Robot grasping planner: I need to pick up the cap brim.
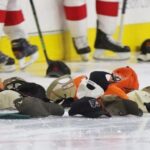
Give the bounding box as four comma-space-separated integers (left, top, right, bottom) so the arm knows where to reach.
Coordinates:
46, 72, 64, 78
123, 100, 143, 116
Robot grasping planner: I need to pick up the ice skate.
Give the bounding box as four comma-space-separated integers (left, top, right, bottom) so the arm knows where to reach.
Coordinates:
73, 36, 91, 61
11, 38, 39, 69
0, 51, 16, 72
93, 29, 130, 61
137, 39, 150, 62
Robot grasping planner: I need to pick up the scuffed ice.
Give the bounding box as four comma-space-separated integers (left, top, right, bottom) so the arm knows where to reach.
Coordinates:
0, 62, 150, 150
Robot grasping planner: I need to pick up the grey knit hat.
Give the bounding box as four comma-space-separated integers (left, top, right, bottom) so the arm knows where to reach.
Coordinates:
14, 96, 64, 117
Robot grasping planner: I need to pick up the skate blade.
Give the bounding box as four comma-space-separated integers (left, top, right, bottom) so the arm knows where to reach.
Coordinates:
0, 64, 16, 73
80, 54, 89, 62
19, 52, 39, 70
93, 49, 130, 61
137, 54, 150, 62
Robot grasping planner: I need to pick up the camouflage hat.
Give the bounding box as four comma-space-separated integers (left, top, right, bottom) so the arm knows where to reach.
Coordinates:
102, 95, 143, 116
0, 90, 21, 110
14, 96, 64, 117
46, 75, 76, 102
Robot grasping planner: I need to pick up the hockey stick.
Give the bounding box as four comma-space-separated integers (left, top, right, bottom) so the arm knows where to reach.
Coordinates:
29, 0, 71, 77
118, 0, 128, 44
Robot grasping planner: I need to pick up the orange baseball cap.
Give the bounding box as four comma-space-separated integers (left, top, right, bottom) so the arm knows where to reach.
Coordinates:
111, 66, 139, 93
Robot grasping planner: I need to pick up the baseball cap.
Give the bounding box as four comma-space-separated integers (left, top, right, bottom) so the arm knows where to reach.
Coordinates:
17, 82, 47, 101
128, 90, 150, 113
0, 90, 21, 109
69, 97, 106, 118
46, 75, 76, 102
102, 95, 143, 116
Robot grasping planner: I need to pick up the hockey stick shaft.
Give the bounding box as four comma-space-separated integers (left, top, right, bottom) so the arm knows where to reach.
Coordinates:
118, 0, 128, 44
29, 0, 50, 64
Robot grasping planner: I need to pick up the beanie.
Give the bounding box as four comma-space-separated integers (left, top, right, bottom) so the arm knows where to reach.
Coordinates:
14, 96, 64, 117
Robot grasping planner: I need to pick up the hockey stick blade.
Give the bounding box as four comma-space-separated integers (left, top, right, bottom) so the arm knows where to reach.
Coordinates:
29, 0, 71, 77
46, 60, 71, 78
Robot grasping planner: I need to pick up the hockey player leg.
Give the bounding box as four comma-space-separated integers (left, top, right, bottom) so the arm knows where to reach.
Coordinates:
72, 36, 91, 61
64, 0, 91, 61
0, 51, 16, 72
4, 0, 39, 69
0, 1, 16, 72
93, 0, 130, 60
11, 38, 38, 69
93, 28, 130, 60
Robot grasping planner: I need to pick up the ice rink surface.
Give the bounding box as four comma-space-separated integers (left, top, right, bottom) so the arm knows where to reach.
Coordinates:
0, 61, 150, 150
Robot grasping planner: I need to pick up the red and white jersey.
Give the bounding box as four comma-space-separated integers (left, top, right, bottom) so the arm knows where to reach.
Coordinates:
64, 0, 119, 37
0, 0, 26, 40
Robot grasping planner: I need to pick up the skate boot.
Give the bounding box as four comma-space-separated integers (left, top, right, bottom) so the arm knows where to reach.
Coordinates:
93, 29, 130, 60
11, 38, 38, 69
137, 39, 150, 62
73, 36, 91, 61
0, 51, 16, 72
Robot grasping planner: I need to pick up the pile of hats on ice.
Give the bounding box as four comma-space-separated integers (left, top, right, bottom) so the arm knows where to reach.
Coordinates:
46, 66, 150, 118
0, 66, 150, 119
0, 77, 64, 119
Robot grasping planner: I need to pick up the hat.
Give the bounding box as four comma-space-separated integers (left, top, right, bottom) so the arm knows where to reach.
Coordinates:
76, 71, 110, 99
87, 71, 111, 90
111, 66, 139, 93
17, 82, 47, 101
69, 97, 108, 118
14, 96, 64, 117
0, 78, 4, 91
3, 77, 26, 90
76, 78, 104, 99
102, 95, 143, 116
73, 75, 87, 98
128, 90, 150, 113
0, 90, 21, 109
0, 113, 31, 119
46, 75, 76, 102
142, 86, 150, 94
104, 84, 129, 100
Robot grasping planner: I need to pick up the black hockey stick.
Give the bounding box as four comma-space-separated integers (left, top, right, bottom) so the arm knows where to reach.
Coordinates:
118, 0, 128, 44
29, 0, 71, 77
